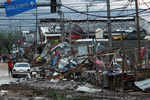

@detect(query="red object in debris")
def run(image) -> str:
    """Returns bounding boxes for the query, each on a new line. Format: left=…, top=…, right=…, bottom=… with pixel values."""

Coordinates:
left=6, top=0, right=11, bottom=3
left=71, top=34, right=82, bottom=39
left=54, top=50, right=59, bottom=57
left=123, top=77, right=129, bottom=81
left=136, top=47, right=146, bottom=59
left=18, top=40, right=21, bottom=44
left=123, top=76, right=133, bottom=81
left=141, top=47, right=146, bottom=59
left=96, top=59, right=103, bottom=66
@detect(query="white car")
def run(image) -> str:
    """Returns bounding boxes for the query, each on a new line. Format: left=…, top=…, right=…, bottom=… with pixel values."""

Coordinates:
left=12, top=62, right=31, bottom=78
left=144, top=35, right=150, bottom=40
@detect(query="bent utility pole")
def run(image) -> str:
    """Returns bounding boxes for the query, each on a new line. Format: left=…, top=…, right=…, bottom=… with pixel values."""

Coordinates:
left=106, top=0, right=112, bottom=48
left=135, top=0, right=141, bottom=67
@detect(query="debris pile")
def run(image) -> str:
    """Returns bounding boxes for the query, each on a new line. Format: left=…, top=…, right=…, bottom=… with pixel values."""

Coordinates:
left=14, top=39, right=150, bottom=93
left=22, top=40, right=134, bottom=91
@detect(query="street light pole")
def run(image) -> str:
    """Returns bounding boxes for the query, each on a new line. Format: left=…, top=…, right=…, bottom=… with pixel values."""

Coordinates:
left=34, top=7, right=38, bottom=54
left=59, top=11, right=65, bottom=42
left=135, top=0, right=141, bottom=67
left=87, top=4, right=89, bottom=38
left=106, top=0, right=112, bottom=48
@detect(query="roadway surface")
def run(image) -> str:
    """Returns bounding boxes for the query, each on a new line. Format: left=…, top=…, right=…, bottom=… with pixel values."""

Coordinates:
left=0, top=63, right=15, bottom=85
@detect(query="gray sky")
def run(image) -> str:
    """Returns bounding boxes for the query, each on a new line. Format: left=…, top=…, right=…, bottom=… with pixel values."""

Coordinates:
left=0, top=0, right=149, bottom=31
left=0, top=0, right=106, bottom=31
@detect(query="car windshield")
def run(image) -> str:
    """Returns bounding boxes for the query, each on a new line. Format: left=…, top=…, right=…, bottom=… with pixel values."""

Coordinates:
left=15, top=64, right=29, bottom=67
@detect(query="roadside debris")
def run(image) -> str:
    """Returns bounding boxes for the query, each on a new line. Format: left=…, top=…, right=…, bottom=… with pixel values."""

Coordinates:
left=22, top=41, right=134, bottom=90
left=135, top=79, right=150, bottom=91
left=76, top=85, right=101, bottom=93
left=8, top=36, right=150, bottom=96
left=0, top=90, right=8, bottom=96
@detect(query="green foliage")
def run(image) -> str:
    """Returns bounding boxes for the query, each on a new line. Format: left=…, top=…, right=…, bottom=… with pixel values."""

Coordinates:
left=1, top=48, right=8, bottom=53
left=0, top=31, right=16, bottom=54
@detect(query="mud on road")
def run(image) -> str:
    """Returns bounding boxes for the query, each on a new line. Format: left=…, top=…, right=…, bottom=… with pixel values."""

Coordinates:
left=0, top=63, right=15, bottom=85
left=0, top=63, right=150, bottom=100
left=1, top=79, right=150, bottom=100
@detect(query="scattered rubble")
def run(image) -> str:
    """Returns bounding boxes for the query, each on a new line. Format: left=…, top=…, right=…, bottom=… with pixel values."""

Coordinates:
left=0, top=90, right=8, bottom=96
left=75, top=85, right=101, bottom=93
left=3, top=38, right=150, bottom=99
left=135, top=79, right=150, bottom=91
left=21, top=41, right=147, bottom=91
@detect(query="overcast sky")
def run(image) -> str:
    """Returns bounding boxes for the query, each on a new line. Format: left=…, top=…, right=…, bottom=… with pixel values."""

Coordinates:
left=0, top=0, right=149, bottom=31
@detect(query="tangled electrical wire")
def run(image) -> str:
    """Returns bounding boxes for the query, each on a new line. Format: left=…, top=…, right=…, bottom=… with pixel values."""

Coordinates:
left=61, top=0, right=150, bottom=18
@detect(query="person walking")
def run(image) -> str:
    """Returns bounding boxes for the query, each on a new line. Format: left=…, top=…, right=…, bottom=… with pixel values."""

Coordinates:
left=8, top=60, right=13, bottom=77
left=0, top=55, right=1, bottom=63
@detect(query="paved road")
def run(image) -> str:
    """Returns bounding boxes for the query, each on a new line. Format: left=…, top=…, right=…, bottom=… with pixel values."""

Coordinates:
left=0, top=63, right=14, bottom=85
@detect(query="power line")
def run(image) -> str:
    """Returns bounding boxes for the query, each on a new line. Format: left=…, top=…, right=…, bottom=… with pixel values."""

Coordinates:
left=0, top=2, right=150, bottom=20
left=142, top=0, right=150, bottom=8
left=114, top=0, right=131, bottom=16
left=0, top=1, right=149, bottom=8
left=0, top=8, right=148, bottom=20
left=62, top=4, right=150, bottom=18
left=0, top=9, right=143, bottom=16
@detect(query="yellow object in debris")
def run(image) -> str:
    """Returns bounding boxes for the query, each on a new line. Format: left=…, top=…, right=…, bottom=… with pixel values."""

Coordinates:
left=112, top=33, right=127, bottom=40
left=36, top=56, right=41, bottom=62
left=112, top=35, right=121, bottom=40
left=59, top=74, right=64, bottom=79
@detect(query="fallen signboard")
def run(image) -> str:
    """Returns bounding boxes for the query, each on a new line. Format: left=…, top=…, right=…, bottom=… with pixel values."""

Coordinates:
left=4, top=0, right=37, bottom=17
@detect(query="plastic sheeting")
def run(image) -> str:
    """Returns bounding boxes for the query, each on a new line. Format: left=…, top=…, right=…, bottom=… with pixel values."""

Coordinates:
left=76, top=86, right=101, bottom=93
left=135, top=79, right=150, bottom=91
